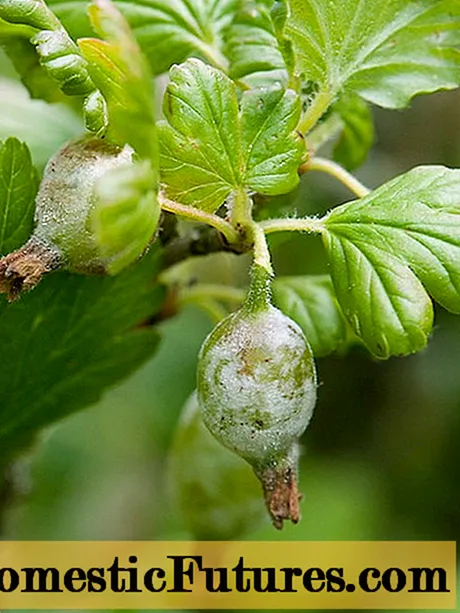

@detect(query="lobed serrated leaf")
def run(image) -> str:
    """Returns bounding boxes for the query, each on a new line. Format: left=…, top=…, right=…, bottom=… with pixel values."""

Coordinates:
left=49, top=0, right=238, bottom=75
left=273, top=275, right=351, bottom=357
left=323, top=166, right=460, bottom=358
left=284, top=0, right=460, bottom=115
left=93, top=161, right=160, bottom=274
left=0, top=138, right=38, bottom=254
left=158, top=58, right=241, bottom=212
left=241, top=85, right=303, bottom=195
left=159, top=58, right=304, bottom=212
left=79, top=0, right=157, bottom=162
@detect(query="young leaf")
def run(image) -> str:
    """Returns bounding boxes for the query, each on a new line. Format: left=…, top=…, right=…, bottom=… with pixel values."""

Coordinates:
left=332, top=95, right=374, bottom=171
left=159, top=58, right=240, bottom=212
left=241, top=86, right=304, bottom=195
left=272, top=275, right=350, bottom=357
left=284, top=0, right=460, bottom=115
left=49, top=0, right=238, bottom=75
left=78, top=0, right=157, bottom=162
left=322, top=166, right=460, bottom=358
left=0, top=0, right=107, bottom=133
left=225, top=1, right=286, bottom=82
left=0, top=245, right=165, bottom=460
left=159, top=58, right=304, bottom=212
left=0, top=138, right=37, bottom=254
left=92, top=161, right=160, bottom=274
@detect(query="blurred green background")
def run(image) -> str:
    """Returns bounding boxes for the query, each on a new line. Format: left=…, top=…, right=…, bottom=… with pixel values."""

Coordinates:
left=0, top=45, right=459, bottom=613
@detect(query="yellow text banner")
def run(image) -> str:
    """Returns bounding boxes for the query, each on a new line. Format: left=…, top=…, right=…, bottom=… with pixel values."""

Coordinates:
left=0, top=540, right=455, bottom=609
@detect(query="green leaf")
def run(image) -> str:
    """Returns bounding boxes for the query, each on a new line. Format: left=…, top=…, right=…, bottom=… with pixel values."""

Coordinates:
left=332, top=95, right=374, bottom=171
left=93, top=161, right=160, bottom=274
left=273, top=275, right=350, bottom=357
left=284, top=0, right=460, bottom=110
left=0, top=138, right=37, bottom=254
left=48, top=0, right=238, bottom=76
left=0, top=0, right=60, bottom=31
left=241, top=86, right=303, bottom=195
left=225, top=1, right=286, bottom=82
left=159, top=58, right=304, bottom=212
left=78, top=0, right=157, bottom=162
left=0, top=245, right=165, bottom=460
left=0, top=78, right=82, bottom=170
left=323, top=166, right=460, bottom=358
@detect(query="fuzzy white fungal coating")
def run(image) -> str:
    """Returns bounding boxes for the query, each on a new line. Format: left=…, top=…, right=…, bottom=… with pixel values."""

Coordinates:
left=34, top=136, right=133, bottom=273
left=197, top=304, right=317, bottom=469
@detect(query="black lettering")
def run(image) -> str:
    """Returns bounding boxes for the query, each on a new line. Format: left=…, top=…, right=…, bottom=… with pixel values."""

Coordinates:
left=167, top=556, right=202, bottom=592
left=326, top=567, right=346, bottom=593
left=279, top=567, right=302, bottom=592
left=0, top=568, right=19, bottom=592
left=233, top=557, right=250, bottom=593
left=382, top=568, right=406, bottom=593
left=87, top=568, right=106, bottom=593
left=21, top=567, right=62, bottom=593
left=303, top=568, right=325, bottom=593
left=107, top=557, right=125, bottom=592
left=252, top=567, right=280, bottom=593
left=63, top=568, right=86, bottom=593
left=359, top=568, right=381, bottom=592
left=204, top=567, right=231, bottom=593
left=144, top=568, right=166, bottom=592
left=126, top=556, right=141, bottom=593
left=408, top=568, right=449, bottom=593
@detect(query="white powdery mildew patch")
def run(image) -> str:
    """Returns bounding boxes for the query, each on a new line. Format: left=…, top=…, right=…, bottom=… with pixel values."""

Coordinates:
left=198, top=305, right=317, bottom=466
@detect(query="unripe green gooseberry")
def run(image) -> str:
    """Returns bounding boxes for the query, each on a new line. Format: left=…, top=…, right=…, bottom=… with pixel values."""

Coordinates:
left=0, top=135, right=133, bottom=300
left=169, top=392, right=267, bottom=540
left=197, top=265, right=317, bottom=528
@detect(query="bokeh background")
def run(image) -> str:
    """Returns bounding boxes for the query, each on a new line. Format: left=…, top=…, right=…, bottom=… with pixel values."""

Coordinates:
left=0, top=43, right=459, bottom=613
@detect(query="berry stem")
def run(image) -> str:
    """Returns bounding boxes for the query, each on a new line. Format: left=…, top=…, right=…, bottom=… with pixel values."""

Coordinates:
left=159, top=193, right=241, bottom=245
left=259, top=216, right=325, bottom=235
left=301, top=157, right=371, bottom=198
left=249, top=222, right=273, bottom=276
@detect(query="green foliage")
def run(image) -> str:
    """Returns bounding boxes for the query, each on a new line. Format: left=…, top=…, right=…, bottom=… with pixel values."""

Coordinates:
left=0, top=248, right=164, bottom=459
left=0, top=137, right=38, bottom=254
left=0, top=0, right=460, bottom=539
left=0, top=0, right=107, bottom=133
left=273, top=275, right=351, bottom=357
left=225, top=0, right=285, bottom=82
left=48, top=0, right=238, bottom=75
left=79, top=0, right=157, bottom=161
left=284, top=0, right=460, bottom=110
left=0, top=137, right=164, bottom=459
left=323, top=167, right=460, bottom=358
left=159, top=58, right=303, bottom=212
